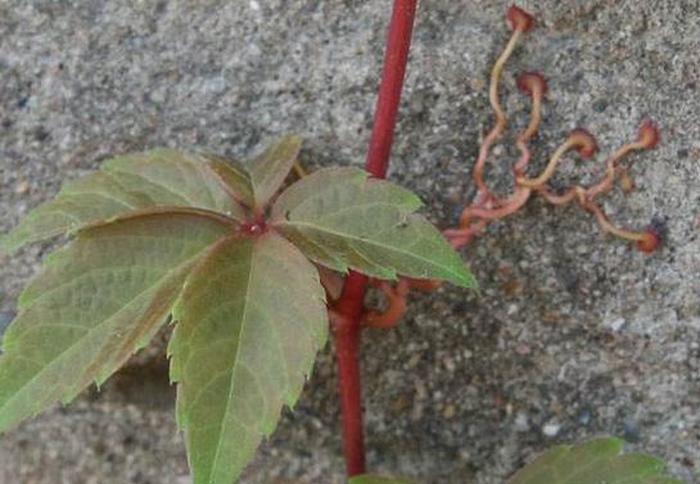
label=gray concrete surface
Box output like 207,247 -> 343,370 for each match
1,1 -> 698,483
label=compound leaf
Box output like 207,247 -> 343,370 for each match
1,149 -> 246,254
507,437 -> 683,484
246,136 -> 302,209
169,232 -> 327,484
349,475 -> 416,484
271,167 -> 476,288
0,210 -> 231,433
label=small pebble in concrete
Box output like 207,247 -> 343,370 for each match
542,420 -> 561,437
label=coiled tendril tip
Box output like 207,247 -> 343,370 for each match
516,71 -> 548,97
506,5 -> 535,33
636,227 -> 662,254
569,128 -> 599,159
638,119 -> 661,150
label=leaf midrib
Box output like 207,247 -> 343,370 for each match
208,238 -> 256,481
17,228 -> 234,309
275,220 -> 464,282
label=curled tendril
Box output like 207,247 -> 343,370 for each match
359,4 -> 663,329
471,5 -> 536,205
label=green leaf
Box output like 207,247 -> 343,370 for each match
349,475 -> 416,484
0,210 -> 231,433
1,149 -> 246,254
169,232 -> 327,484
203,153 -> 255,208
246,135 -> 302,209
507,438 -> 684,484
271,167 -> 476,288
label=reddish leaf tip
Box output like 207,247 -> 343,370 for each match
516,72 -> 548,97
636,227 -> 662,254
638,119 -> 661,149
507,5 -> 535,33
569,128 -> 599,158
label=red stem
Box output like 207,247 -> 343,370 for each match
365,0 -> 417,179
333,0 -> 418,477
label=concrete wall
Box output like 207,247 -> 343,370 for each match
1,1 -> 698,482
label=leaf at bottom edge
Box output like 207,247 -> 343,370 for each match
507,437 -> 684,484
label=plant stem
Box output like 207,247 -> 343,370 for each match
365,0 -> 418,179
332,293 -> 366,477
333,0 -> 418,477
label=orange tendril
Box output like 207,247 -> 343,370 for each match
585,203 -> 662,254
517,129 -> 598,188
460,186 -> 531,224
364,4 -> 663,329
537,185 -> 585,206
513,72 -> 547,175
586,119 -> 660,200
444,219 -> 488,248
363,280 -> 409,329
460,71 -> 546,228
472,6 -> 533,201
